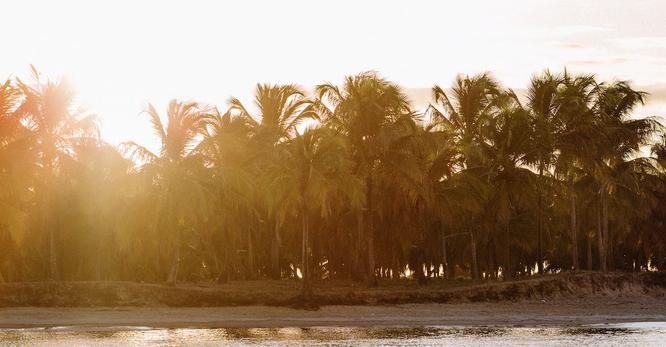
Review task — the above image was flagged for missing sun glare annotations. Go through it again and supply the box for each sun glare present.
[3,1,665,152]
[1,1,666,343]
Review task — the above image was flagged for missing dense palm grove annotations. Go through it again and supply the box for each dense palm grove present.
[0,68,665,289]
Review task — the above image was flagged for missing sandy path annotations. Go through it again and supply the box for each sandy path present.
[1,298,665,328]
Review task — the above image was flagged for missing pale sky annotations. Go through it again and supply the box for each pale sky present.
[3,0,665,152]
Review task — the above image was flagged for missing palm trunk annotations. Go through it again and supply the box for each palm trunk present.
[354,211,363,281]
[608,226,614,271]
[366,175,377,287]
[44,186,59,281]
[347,224,355,280]
[48,226,58,281]
[301,206,311,297]
[448,233,456,279]
[505,222,512,280]
[448,258,455,279]
[166,228,181,284]
[43,155,59,281]
[601,189,609,272]
[536,166,544,275]
[487,241,495,280]
[93,205,105,281]
[597,191,607,272]
[415,203,427,285]
[95,234,103,281]
[212,251,225,283]
[0,269,4,283]
[570,177,579,271]
[155,184,169,281]
[441,227,448,279]
[270,219,281,279]
[391,254,400,279]
[586,232,593,270]
[247,225,255,280]
[223,244,232,282]
[470,229,479,280]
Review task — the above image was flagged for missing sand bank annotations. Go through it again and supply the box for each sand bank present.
[1,299,665,328]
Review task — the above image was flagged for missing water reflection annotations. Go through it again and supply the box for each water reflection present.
[1,324,665,346]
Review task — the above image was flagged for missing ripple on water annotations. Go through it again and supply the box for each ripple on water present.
[1,324,665,346]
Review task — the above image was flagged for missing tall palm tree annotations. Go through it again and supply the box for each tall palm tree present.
[403,122,457,281]
[430,73,501,166]
[196,109,255,281]
[0,79,30,283]
[69,141,135,280]
[429,73,501,279]
[317,71,417,285]
[523,71,563,273]
[123,100,208,284]
[268,127,361,295]
[590,81,657,271]
[2,66,666,284]
[653,135,666,169]
[14,67,98,280]
[229,84,315,145]
[227,84,315,279]
[482,92,534,279]
[554,71,598,271]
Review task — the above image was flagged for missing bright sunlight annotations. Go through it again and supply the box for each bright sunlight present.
[1,1,666,345]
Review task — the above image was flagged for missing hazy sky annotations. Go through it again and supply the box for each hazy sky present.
[3,0,666,151]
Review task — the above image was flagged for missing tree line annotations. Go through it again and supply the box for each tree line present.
[0,67,665,290]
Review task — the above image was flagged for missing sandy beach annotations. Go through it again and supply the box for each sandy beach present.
[2,273,665,329]
[1,298,665,329]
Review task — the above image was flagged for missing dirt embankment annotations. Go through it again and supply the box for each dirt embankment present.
[0,272,664,307]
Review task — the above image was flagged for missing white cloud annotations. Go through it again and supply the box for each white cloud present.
[609,37,666,50]
[552,25,613,36]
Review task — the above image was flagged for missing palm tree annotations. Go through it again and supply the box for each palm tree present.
[229,84,315,145]
[228,84,315,279]
[553,71,598,271]
[429,73,501,279]
[406,122,457,281]
[196,109,255,281]
[0,79,29,283]
[2,66,666,284]
[430,73,501,166]
[316,71,417,285]
[482,92,534,279]
[607,154,661,270]
[122,100,208,284]
[68,141,135,280]
[653,135,666,172]
[268,127,361,295]
[15,67,98,280]
[523,71,563,273]
[589,81,657,271]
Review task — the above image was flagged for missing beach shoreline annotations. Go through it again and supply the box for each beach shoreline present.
[2,272,666,329]
[2,272,665,308]
[1,298,666,329]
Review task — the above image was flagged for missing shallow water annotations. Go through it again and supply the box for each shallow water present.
[1,323,665,346]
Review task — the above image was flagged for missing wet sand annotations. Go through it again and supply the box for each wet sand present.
[1,298,665,328]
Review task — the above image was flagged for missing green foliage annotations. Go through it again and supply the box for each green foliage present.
[0,67,664,284]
